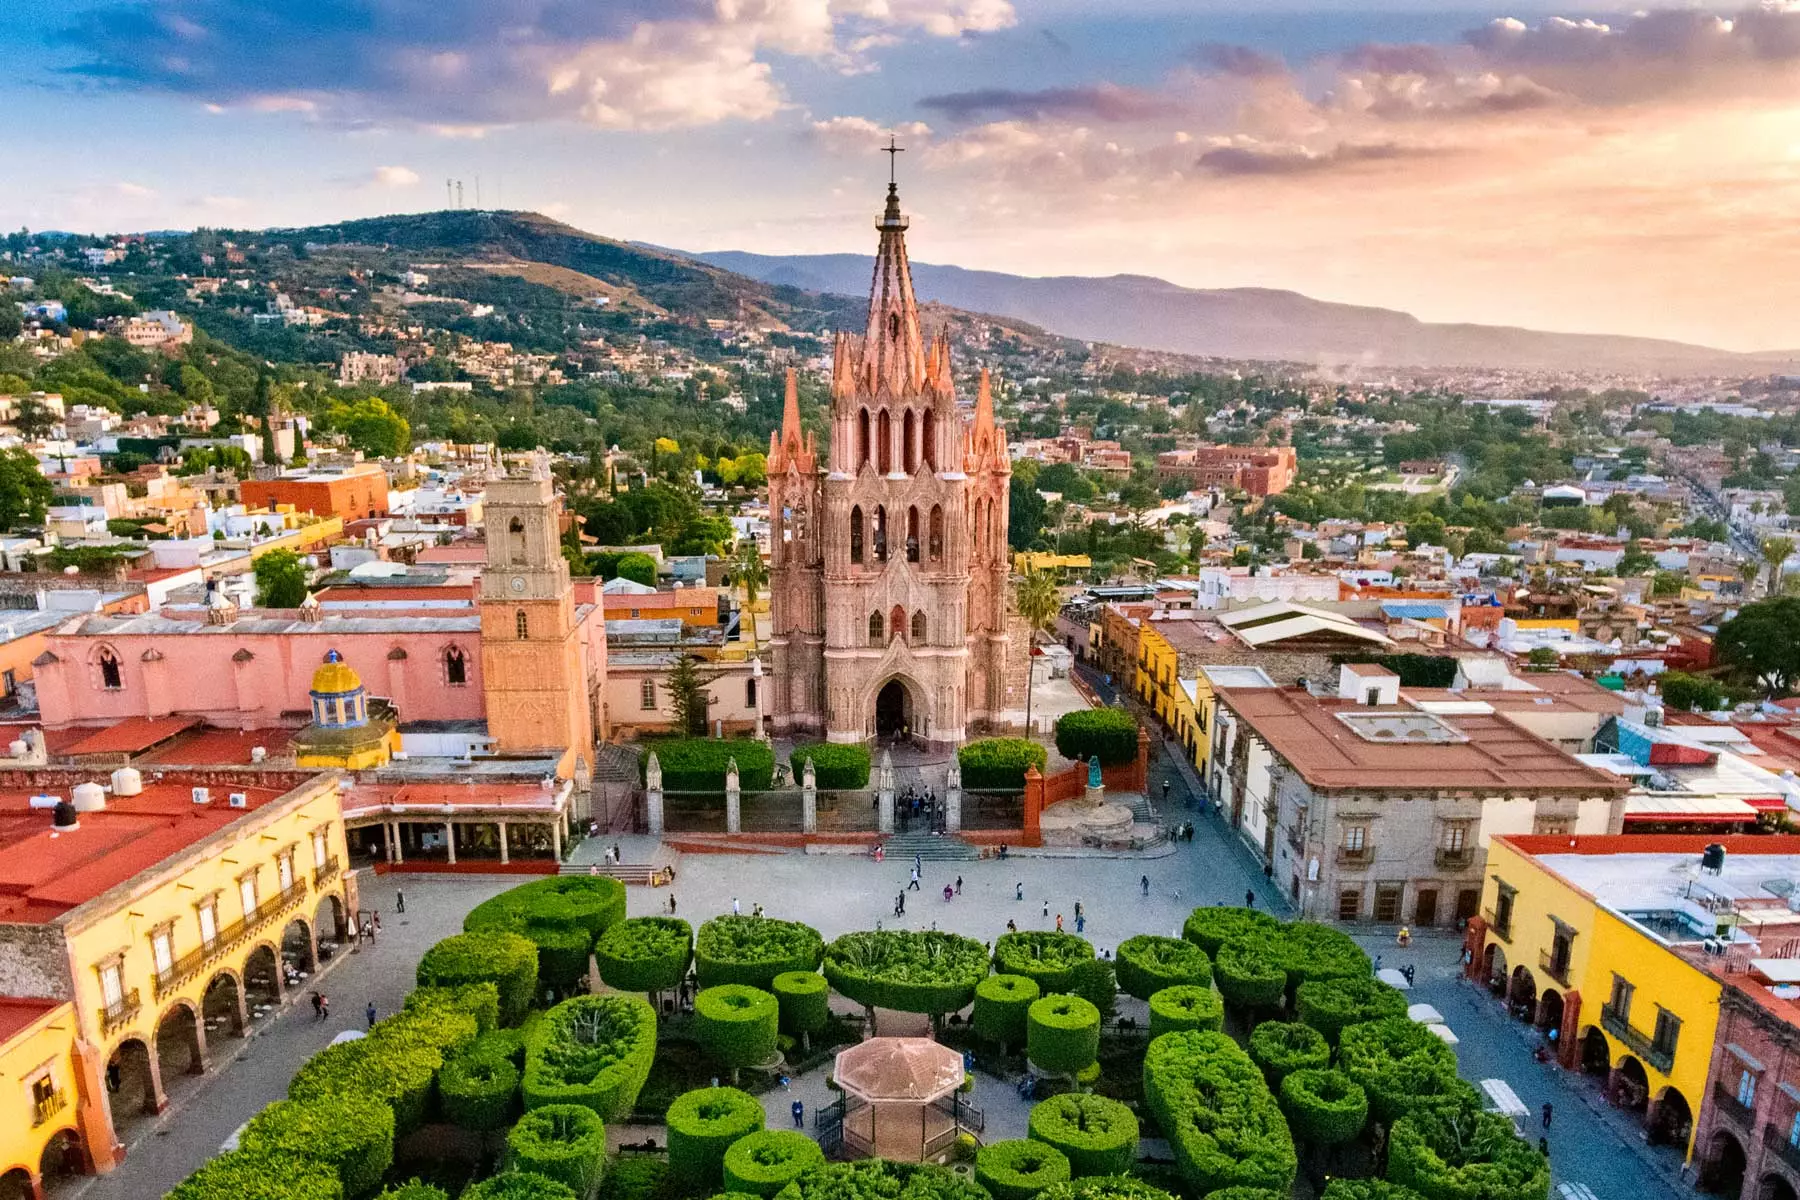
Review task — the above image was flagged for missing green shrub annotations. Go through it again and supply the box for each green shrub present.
[522,994,659,1119]
[1261,923,1370,992]
[976,1140,1072,1200]
[667,1087,765,1191]
[406,982,500,1035]
[378,990,483,1057]
[973,974,1040,1048]
[956,738,1047,790]
[993,931,1095,994]
[1337,1017,1473,1126]
[1035,1178,1177,1200]
[696,916,824,989]
[694,985,780,1077]
[1053,709,1139,766]
[1146,986,1223,1038]
[1027,994,1100,1076]
[599,1156,671,1200]
[1387,1108,1550,1200]
[1027,1094,1139,1177]
[771,971,830,1037]
[462,1175,579,1200]
[643,738,775,791]
[1280,1068,1368,1148]
[1321,1181,1427,1200]
[1068,958,1116,1022]
[722,1129,826,1197]
[790,743,871,789]
[468,1027,528,1066]
[597,917,693,994]
[507,1104,609,1197]
[1114,936,1210,1001]
[1180,906,1280,956]
[418,932,540,1026]
[1212,941,1286,1012]
[241,1096,394,1198]
[167,1151,343,1200]
[1202,1190,1284,1200]
[375,1184,449,1200]
[824,931,990,1016]
[288,1036,442,1135]
[1296,974,1409,1043]
[465,876,628,998]
[1247,1021,1329,1084]
[1141,1029,1296,1196]
[774,1159,990,1200]
[439,1046,521,1131]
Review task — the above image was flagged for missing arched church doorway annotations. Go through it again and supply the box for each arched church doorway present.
[875,680,913,739]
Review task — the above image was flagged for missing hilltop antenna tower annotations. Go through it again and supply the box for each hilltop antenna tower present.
[456,180,464,209]
[446,179,453,209]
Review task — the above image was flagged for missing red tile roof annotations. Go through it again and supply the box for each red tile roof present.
[61,716,200,756]
[0,997,60,1042]
[138,727,299,766]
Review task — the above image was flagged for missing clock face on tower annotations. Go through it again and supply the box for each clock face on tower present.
[510,576,527,593]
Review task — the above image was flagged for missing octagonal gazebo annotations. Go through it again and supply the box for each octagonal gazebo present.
[832,1037,969,1160]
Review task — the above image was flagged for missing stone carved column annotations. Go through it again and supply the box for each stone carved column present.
[645,752,665,837]
[877,749,896,835]
[801,758,817,834]
[945,761,963,834]
[725,757,741,835]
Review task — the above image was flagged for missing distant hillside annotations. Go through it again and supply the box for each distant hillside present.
[693,249,1798,375]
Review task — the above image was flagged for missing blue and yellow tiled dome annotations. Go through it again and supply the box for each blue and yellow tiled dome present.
[309,649,370,728]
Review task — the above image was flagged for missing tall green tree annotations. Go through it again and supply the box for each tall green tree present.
[253,548,309,608]
[0,449,52,530]
[1763,536,1795,598]
[730,541,767,608]
[327,396,411,458]
[1718,597,1800,696]
[1016,568,1061,736]
[667,653,714,736]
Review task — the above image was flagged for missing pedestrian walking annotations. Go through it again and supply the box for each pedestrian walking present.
[394,891,405,914]
[780,1074,791,1091]
[955,876,963,895]
[1016,882,1024,901]
[897,892,906,916]
[613,843,622,863]
[943,884,954,902]
[372,913,382,937]
[1006,919,1017,933]
[310,991,324,1021]
[669,894,678,915]
[1245,889,1256,907]
[1541,1102,1553,1130]
[1043,899,1050,918]
[319,994,330,1020]
[914,853,922,873]
[1374,954,1383,974]
[1074,900,1083,919]
[366,1002,377,1029]
[792,1100,805,1128]
[1075,913,1086,934]
[1055,914,1064,932]
[909,867,921,891]
[1141,874,1150,897]
[1163,780,1171,805]
[732,897,741,915]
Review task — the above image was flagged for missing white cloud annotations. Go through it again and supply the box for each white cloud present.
[810,115,932,154]
[370,165,420,187]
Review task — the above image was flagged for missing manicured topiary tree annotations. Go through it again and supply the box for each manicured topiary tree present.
[1337,1017,1474,1126]
[771,971,830,1050]
[722,1129,827,1197]
[994,931,1095,994]
[417,931,540,1026]
[507,1104,609,1197]
[1263,923,1370,993]
[1114,936,1211,1001]
[1280,1068,1369,1149]
[1213,940,1287,1014]
[1035,1178,1178,1200]
[241,1095,394,1198]
[1321,1181,1427,1200]
[1202,1191,1285,1200]
[824,930,989,1027]
[976,1140,1072,1200]
[521,994,658,1119]
[667,1087,766,1191]
[1027,993,1100,1076]
[1141,1029,1296,1196]
[1028,1094,1140,1177]
[1181,906,1280,956]
[1247,1021,1330,1085]
[643,739,775,791]
[465,876,628,998]
[288,1032,444,1134]
[462,1175,579,1200]
[601,1157,671,1200]
[1387,1108,1550,1200]
[695,916,824,989]
[694,985,780,1083]
[790,743,871,789]
[956,738,1047,789]
[440,1046,521,1132]
[775,1160,990,1200]
[1054,708,1140,766]
[973,974,1040,1050]
[596,917,693,995]
[1296,974,1409,1044]
[375,1184,449,1200]
[1147,986,1224,1038]
[405,983,500,1035]
[167,1151,343,1200]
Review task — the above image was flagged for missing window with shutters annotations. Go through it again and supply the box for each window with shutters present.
[239,873,258,917]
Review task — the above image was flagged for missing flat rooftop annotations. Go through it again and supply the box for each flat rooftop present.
[0,777,293,923]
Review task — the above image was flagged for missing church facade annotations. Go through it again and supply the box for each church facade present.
[764,179,1025,747]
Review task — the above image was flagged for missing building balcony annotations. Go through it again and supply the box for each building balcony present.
[32,1088,67,1127]
[1482,909,1512,942]
[1436,846,1474,870]
[1603,1003,1674,1074]
[1713,1082,1757,1129]
[314,856,342,890]
[1538,950,1572,987]
[1765,1125,1800,1176]
[1337,845,1374,867]
[152,881,310,1001]
[100,989,141,1036]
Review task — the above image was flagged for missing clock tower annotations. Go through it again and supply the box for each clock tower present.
[479,451,597,779]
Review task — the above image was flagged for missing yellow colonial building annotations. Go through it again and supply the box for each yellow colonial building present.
[1471,833,1728,1164]
[0,769,352,1195]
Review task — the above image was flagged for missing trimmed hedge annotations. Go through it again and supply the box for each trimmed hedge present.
[774,1159,990,1200]
[694,985,780,1074]
[1180,906,1280,957]
[465,876,629,996]
[1204,1191,1285,1200]
[1280,1069,1368,1148]
[1296,975,1409,1044]
[462,1176,579,1200]
[1114,936,1211,1001]
[417,932,540,1027]
[1262,923,1370,991]
[771,971,830,1037]
[522,994,658,1119]
[375,1185,450,1200]
[667,1087,766,1191]
[1322,1183,1428,1200]
[993,931,1095,994]
[696,916,824,989]
[288,1005,464,1136]
[406,982,500,1035]
[1036,1179,1177,1200]
[1027,994,1101,1076]
[976,1140,1072,1200]
[168,1151,343,1200]
[600,1157,671,1200]
[596,917,694,994]
[643,738,775,792]
[824,930,990,1016]
[240,1095,394,1198]
[1141,1029,1296,1196]
[1053,708,1139,767]
[1388,1108,1551,1200]
[1146,986,1224,1038]
[1338,1017,1474,1126]
[791,743,871,790]
[722,1129,827,1197]
[973,974,1040,1048]
[1027,1094,1139,1177]
[1213,941,1287,1012]
[956,738,1047,790]
[1247,1021,1330,1084]
[439,1046,521,1131]
[507,1104,609,1197]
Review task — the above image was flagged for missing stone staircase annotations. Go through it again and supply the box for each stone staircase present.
[882,831,980,863]
[1119,792,1158,824]
[560,840,678,885]
[593,742,642,784]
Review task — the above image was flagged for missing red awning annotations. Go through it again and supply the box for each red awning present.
[1623,810,1757,825]
[1744,796,1790,812]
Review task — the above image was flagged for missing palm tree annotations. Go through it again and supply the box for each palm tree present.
[731,540,768,608]
[1015,568,1061,737]
[1763,536,1795,598]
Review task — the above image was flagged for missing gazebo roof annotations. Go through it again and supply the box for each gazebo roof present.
[833,1037,965,1104]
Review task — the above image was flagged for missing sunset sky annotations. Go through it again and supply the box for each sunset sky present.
[6,0,1800,351]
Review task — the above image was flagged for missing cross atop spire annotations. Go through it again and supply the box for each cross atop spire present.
[883,134,904,186]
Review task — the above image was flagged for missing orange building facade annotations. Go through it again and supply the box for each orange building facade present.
[238,465,389,521]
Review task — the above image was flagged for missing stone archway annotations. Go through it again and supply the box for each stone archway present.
[202,970,246,1040]
[37,1130,86,1195]
[1648,1085,1693,1150]
[243,944,283,1020]
[0,1167,32,1200]
[1614,1054,1651,1113]
[153,1002,206,1103]
[281,917,316,979]
[1535,989,1564,1032]
[874,677,919,740]
[313,893,348,958]
[1508,965,1537,1017]
[1580,1026,1611,1076]
[102,1040,158,1140]
[1703,1128,1748,1196]
[1761,1172,1799,1200]
[1482,943,1507,994]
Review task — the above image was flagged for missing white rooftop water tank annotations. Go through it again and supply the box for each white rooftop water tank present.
[112,767,144,796]
[71,781,107,813]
